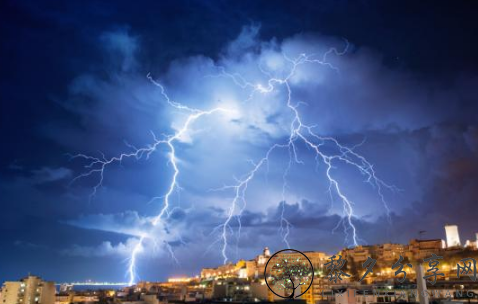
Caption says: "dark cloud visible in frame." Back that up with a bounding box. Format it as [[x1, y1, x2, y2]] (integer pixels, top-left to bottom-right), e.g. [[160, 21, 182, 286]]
[[30, 167, 72, 184], [64, 211, 154, 237], [1, 0, 478, 283], [61, 239, 139, 258]]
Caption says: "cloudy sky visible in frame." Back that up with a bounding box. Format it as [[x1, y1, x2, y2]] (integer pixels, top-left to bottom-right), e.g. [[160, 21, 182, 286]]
[[1, 0, 478, 283]]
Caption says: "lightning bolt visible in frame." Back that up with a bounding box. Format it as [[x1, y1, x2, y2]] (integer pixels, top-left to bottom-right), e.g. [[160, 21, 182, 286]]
[[70, 39, 396, 284], [215, 41, 396, 261], [70, 79, 230, 285]]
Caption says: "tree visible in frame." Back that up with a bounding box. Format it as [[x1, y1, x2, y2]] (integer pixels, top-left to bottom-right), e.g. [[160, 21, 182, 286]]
[[265, 251, 314, 299]]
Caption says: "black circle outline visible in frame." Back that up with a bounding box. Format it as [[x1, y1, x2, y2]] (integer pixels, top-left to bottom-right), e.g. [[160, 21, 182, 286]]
[[264, 249, 314, 299]]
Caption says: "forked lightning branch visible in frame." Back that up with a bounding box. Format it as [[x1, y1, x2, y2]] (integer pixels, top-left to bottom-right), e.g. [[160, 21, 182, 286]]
[[71, 42, 394, 285]]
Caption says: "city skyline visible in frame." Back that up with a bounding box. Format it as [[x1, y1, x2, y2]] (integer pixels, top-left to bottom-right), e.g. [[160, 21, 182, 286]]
[[1, 1, 478, 283], [5, 225, 477, 285], [2, 222, 476, 284]]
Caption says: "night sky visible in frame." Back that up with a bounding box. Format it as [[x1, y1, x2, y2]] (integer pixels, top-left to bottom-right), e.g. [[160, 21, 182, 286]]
[[1, 0, 478, 283]]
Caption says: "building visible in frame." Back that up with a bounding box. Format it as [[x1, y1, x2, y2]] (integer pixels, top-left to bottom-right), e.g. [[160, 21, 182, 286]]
[[0, 276, 55, 304], [334, 288, 407, 304], [201, 247, 272, 280], [58, 285, 72, 293], [178, 230, 478, 304], [445, 224, 461, 248], [55, 294, 98, 304], [409, 238, 444, 259]]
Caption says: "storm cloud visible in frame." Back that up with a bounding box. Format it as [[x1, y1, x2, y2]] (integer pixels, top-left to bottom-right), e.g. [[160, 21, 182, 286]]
[[1, 0, 478, 283]]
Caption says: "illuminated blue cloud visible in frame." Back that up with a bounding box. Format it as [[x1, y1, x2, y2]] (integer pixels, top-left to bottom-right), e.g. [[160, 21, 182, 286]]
[[1, 1, 478, 283], [61, 27, 478, 282]]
